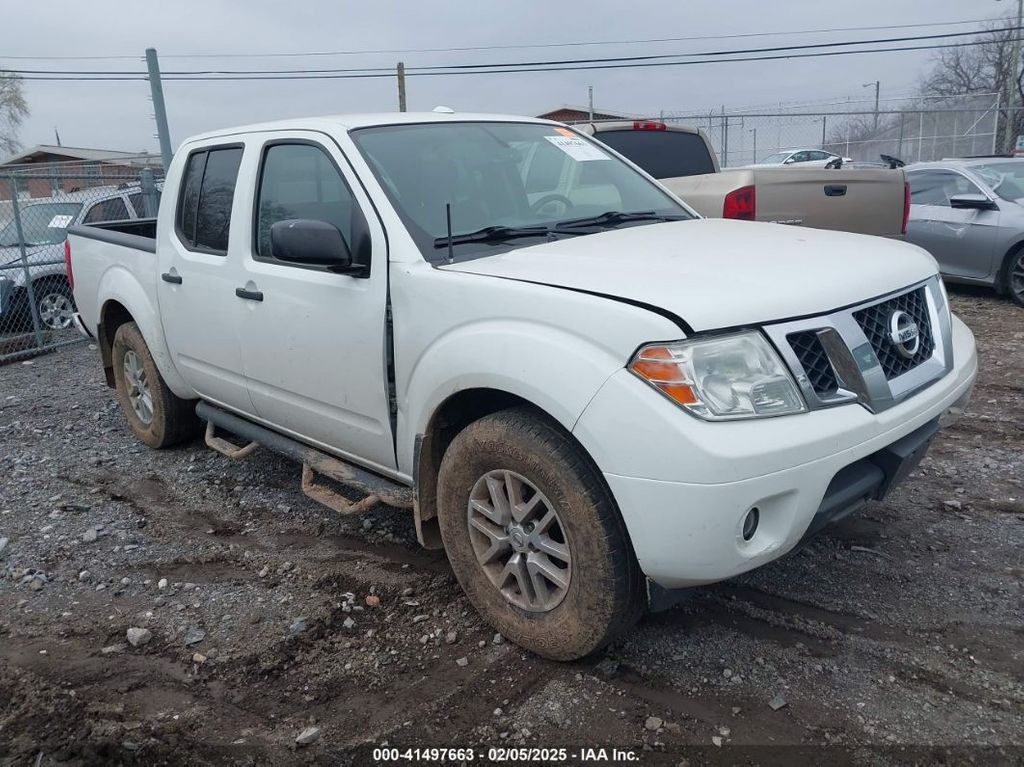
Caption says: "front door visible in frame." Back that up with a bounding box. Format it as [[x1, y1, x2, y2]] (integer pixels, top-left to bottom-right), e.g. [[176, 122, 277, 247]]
[[907, 169, 1000, 279], [232, 134, 396, 473]]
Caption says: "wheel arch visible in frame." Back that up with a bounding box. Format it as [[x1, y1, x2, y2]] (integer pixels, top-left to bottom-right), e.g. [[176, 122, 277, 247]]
[[97, 298, 135, 387], [95, 287, 192, 398], [412, 387, 622, 554], [998, 238, 1024, 296]]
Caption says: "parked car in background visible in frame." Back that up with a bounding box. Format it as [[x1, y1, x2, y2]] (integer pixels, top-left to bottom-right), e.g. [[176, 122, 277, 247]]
[[578, 121, 907, 237], [751, 148, 853, 167], [68, 111, 976, 660], [0, 184, 160, 331], [905, 158, 1024, 306]]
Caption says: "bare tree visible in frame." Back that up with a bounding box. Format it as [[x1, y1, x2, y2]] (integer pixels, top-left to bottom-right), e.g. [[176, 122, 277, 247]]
[[918, 15, 1022, 150], [0, 70, 30, 157], [823, 17, 1021, 161]]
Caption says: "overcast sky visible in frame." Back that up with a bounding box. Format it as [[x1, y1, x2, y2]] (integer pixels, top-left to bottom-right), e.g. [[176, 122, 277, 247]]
[[2, 0, 1004, 155]]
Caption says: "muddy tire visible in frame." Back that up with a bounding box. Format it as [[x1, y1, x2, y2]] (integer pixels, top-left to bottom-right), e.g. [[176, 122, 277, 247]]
[[437, 407, 644, 660], [111, 322, 199, 449]]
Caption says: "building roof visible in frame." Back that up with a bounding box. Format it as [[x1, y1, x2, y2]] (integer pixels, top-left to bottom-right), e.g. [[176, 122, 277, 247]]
[[0, 145, 157, 166], [535, 104, 636, 121]]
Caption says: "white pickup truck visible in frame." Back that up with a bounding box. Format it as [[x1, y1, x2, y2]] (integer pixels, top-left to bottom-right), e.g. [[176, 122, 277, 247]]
[[67, 112, 977, 660]]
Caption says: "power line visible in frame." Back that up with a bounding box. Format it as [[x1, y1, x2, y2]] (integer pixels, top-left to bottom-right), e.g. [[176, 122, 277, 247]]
[[4, 26, 1015, 78], [10, 36, 1022, 83], [0, 16, 1002, 61]]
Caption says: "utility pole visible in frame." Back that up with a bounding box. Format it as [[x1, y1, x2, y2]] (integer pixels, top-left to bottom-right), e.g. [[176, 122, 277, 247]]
[[720, 105, 728, 167], [749, 127, 757, 163], [863, 80, 880, 131], [588, 86, 594, 121], [397, 62, 407, 112], [1000, 0, 1024, 152], [145, 48, 173, 172]]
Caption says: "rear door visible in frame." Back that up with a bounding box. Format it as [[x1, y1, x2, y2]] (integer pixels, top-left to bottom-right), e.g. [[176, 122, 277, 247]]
[[907, 169, 1000, 278], [156, 144, 254, 414], [232, 133, 396, 472]]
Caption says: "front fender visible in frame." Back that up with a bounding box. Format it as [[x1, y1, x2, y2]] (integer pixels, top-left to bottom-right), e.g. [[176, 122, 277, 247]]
[[97, 265, 193, 398], [398, 318, 630, 473]]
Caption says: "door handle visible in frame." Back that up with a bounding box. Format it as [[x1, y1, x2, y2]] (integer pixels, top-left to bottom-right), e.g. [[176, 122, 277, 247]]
[[235, 287, 264, 302], [161, 272, 182, 284], [824, 185, 847, 197]]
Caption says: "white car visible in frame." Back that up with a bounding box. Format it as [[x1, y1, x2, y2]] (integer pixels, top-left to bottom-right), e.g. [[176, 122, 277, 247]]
[[754, 148, 853, 168], [66, 112, 977, 660]]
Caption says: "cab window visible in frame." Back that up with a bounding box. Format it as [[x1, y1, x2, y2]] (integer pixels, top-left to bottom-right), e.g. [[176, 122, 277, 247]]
[[254, 142, 365, 263]]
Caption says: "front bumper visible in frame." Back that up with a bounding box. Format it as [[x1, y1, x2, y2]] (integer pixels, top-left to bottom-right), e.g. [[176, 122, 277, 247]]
[[573, 315, 977, 589]]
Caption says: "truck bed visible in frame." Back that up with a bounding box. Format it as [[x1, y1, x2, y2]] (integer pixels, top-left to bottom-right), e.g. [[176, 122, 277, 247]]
[[66, 218, 159, 339]]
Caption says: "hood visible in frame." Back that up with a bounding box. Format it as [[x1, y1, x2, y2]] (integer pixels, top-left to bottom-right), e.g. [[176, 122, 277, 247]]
[[441, 219, 938, 332]]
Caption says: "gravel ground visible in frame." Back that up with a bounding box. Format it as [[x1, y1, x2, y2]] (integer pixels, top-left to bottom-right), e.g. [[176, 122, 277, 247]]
[[0, 288, 1021, 765]]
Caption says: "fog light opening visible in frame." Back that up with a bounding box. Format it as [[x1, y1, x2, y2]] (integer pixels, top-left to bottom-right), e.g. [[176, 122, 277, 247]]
[[742, 507, 760, 542]]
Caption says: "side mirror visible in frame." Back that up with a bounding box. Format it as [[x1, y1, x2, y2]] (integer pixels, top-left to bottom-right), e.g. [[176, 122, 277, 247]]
[[269, 219, 366, 275], [948, 194, 997, 211]]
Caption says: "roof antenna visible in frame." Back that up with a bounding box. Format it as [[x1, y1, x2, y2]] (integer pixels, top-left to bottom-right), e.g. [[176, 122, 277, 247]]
[[445, 203, 454, 263]]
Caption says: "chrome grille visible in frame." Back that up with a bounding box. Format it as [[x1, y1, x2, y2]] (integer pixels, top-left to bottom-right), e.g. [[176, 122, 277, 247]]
[[763, 277, 953, 415], [788, 331, 839, 395], [853, 287, 934, 379]]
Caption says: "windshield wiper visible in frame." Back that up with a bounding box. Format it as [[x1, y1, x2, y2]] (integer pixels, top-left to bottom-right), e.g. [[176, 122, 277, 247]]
[[433, 224, 554, 248], [552, 210, 688, 230]]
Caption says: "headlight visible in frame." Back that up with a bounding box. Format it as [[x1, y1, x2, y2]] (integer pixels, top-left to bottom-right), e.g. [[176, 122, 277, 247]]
[[628, 331, 807, 420]]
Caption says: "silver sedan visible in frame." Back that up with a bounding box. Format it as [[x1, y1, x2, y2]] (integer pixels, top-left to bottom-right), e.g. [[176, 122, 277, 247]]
[[906, 159, 1024, 306]]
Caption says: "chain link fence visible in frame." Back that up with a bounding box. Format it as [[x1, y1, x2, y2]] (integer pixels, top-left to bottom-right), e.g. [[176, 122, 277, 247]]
[[650, 93, 1009, 167], [0, 157, 163, 364]]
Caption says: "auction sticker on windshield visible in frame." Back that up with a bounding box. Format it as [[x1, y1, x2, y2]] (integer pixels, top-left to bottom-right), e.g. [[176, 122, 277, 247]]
[[48, 215, 74, 228], [544, 134, 609, 162]]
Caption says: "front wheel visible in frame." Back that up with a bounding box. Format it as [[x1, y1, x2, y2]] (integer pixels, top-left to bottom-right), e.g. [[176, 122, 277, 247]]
[[1002, 247, 1024, 307], [111, 322, 200, 448], [437, 407, 644, 660]]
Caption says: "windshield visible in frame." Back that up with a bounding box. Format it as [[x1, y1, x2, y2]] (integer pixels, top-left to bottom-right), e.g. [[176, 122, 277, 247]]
[[759, 151, 792, 164], [350, 121, 692, 261], [972, 162, 1024, 201], [0, 202, 83, 247]]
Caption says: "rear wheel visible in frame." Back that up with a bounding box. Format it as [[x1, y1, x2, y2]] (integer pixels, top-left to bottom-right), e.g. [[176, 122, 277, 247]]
[[436, 407, 644, 660], [1002, 246, 1024, 307], [111, 322, 200, 448]]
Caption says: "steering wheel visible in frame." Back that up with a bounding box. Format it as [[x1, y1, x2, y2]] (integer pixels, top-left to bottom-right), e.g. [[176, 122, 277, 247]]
[[530, 194, 575, 217]]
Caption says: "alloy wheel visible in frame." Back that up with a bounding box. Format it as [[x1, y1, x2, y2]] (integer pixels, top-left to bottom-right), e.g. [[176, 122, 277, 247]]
[[466, 469, 572, 612], [37, 292, 74, 330], [122, 349, 154, 424]]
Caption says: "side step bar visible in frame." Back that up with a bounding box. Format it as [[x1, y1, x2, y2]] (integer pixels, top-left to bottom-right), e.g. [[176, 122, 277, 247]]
[[196, 401, 414, 513]]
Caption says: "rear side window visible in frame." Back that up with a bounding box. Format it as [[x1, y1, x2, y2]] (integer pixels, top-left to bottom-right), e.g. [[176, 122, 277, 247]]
[[594, 130, 716, 179], [175, 146, 243, 254], [83, 197, 129, 224]]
